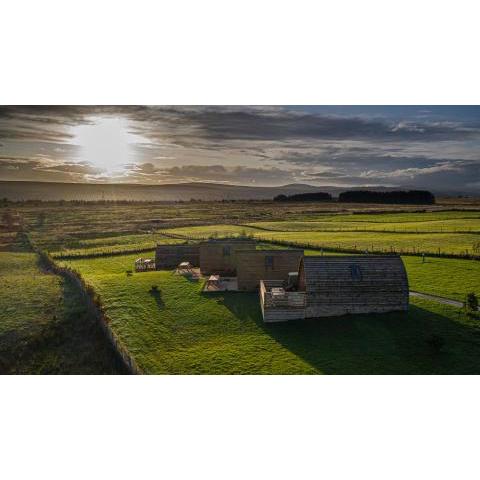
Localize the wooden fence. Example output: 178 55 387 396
158 231 480 261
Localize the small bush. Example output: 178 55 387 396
466 292 479 314
126 270 133 276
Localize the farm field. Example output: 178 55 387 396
160 210 480 254
20 204 479 302
60 252 480 374
49 234 184 259
401 256 480 301
0 248 125 374
14 200 480 251
248 217 480 233
165 224 479 256
3 200 480 375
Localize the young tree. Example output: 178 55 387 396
466 292 479 314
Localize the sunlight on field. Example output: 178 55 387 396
4 201 480 374
61 252 480 374
165 223 479 256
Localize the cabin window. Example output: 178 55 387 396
265 255 275 270
349 264 363 281
223 246 231 257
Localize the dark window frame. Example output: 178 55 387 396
349 264 363 281
265 255 275 270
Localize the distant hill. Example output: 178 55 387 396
0 180 468 202
0 181 326 202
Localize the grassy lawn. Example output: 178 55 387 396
49 235 184 258
247 218 480 233
299 211 480 223
61 252 480 374
6 204 479 375
0 250 125 374
402 256 480 301
165 224 479 255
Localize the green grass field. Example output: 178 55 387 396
165 223 480 255
402 256 480 301
3 202 480 374
0 249 125 374
248 217 480 233
49 235 184 258
60 252 480 374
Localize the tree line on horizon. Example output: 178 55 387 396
1 189 436 205
274 190 436 205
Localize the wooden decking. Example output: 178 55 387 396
260 280 306 322
203 277 238 292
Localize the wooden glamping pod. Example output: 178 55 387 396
199 239 256 275
260 255 408 322
298 255 409 318
155 244 200 269
236 249 304 291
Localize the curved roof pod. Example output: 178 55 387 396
298 255 409 318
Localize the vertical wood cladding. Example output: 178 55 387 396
199 240 256 275
155 244 200 269
299 255 409 318
236 250 304 291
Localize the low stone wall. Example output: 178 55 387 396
58 266 142 374
27 238 142 375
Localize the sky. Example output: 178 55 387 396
0 105 479 193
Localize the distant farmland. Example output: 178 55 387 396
2 197 480 374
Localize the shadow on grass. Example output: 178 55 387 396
217 292 480 374
0 275 128 374
149 288 165 308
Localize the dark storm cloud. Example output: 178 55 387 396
306 159 480 190
124 162 162 176
135 163 304 184
156 108 480 143
0 155 104 181
2 105 478 144
40 162 104 175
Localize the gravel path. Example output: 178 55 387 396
410 290 465 308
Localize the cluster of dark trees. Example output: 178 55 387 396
273 192 333 202
274 189 435 205
338 190 435 205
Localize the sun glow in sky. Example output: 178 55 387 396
71 116 144 174
1 106 479 192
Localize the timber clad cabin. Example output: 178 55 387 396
154 240 409 323
236 249 304 291
199 239 256 275
260 255 409 322
155 244 200 269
